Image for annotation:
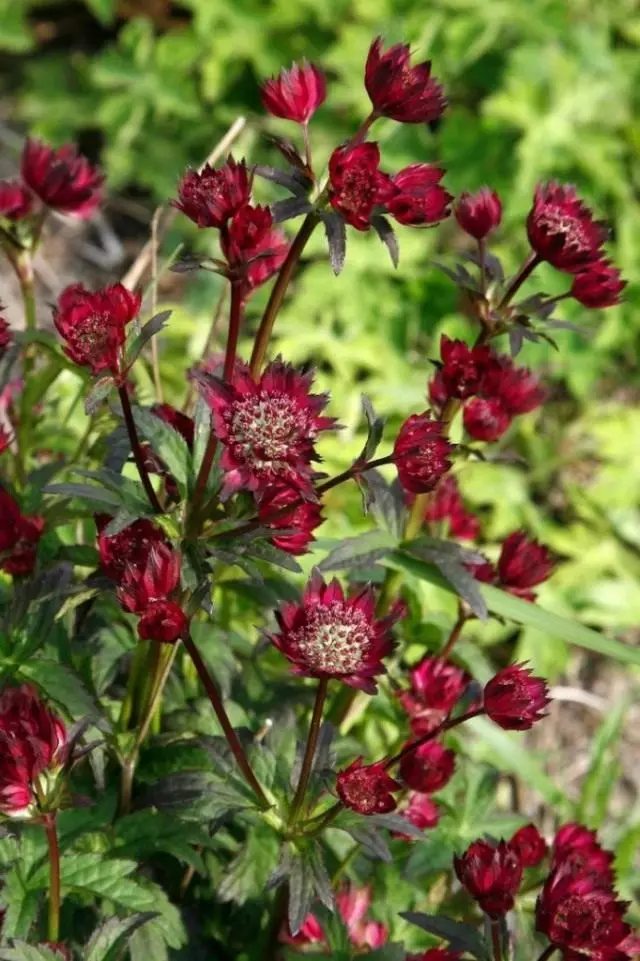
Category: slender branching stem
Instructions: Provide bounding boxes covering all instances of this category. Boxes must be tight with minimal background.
[43,813,61,942]
[498,251,541,308]
[289,678,329,824]
[439,608,468,660]
[117,385,162,513]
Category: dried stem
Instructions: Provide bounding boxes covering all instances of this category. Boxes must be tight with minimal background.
[43,814,61,942]
[289,678,329,824]
[117,385,162,514]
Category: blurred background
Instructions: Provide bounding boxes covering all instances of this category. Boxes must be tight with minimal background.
[2,0,640,873]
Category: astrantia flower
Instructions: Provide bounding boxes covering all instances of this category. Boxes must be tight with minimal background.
[399,656,469,735]
[536,870,630,959]
[53,282,141,378]
[408,951,462,961]
[552,823,615,888]
[0,487,44,576]
[0,317,12,354]
[497,530,555,601]
[387,164,452,226]
[365,37,447,125]
[137,600,188,644]
[480,355,546,416]
[483,664,550,731]
[198,360,336,499]
[403,792,440,831]
[463,397,511,442]
[96,515,166,585]
[527,182,608,273]
[455,188,502,240]
[454,839,523,917]
[220,204,288,295]
[261,60,327,124]
[117,543,181,615]
[510,824,548,868]
[336,887,388,950]
[257,484,323,555]
[426,475,480,541]
[336,758,401,814]
[269,571,401,691]
[0,180,33,221]
[328,142,396,231]
[21,138,103,217]
[243,224,289,295]
[399,740,456,794]
[438,336,493,400]
[173,157,251,229]
[570,259,626,309]
[393,411,452,494]
[0,685,67,819]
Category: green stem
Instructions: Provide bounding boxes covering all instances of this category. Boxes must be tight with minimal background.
[118,640,149,732]
[182,631,270,810]
[249,213,318,380]
[117,385,162,514]
[43,814,61,942]
[289,678,329,824]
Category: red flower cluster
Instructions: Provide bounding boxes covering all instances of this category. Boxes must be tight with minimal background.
[393,411,453,494]
[399,655,469,735]
[403,791,441,832]
[455,188,503,240]
[0,685,67,819]
[199,359,336,499]
[399,739,456,794]
[425,475,480,540]
[365,37,447,125]
[261,60,327,125]
[53,282,141,379]
[20,138,103,217]
[469,529,555,602]
[336,757,401,814]
[510,823,548,868]
[483,663,550,731]
[269,571,401,692]
[570,258,626,309]
[173,157,251,229]
[429,337,546,442]
[0,180,33,222]
[0,487,44,576]
[257,484,323,556]
[454,839,523,917]
[285,885,387,950]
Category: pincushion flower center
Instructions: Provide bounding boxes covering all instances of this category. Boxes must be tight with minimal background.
[538,208,589,251]
[228,392,312,472]
[340,166,377,214]
[75,312,114,354]
[291,602,372,673]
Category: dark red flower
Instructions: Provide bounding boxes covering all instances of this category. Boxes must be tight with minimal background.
[172,157,251,229]
[409,952,462,961]
[552,824,615,888]
[393,411,452,494]
[243,224,289,295]
[0,487,44,576]
[199,359,336,499]
[21,138,103,217]
[96,515,166,585]
[428,369,449,411]
[151,403,195,448]
[336,757,401,814]
[261,60,327,124]
[117,542,181,615]
[483,663,550,731]
[403,792,440,831]
[466,558,497,585]
[137,600,188,644]
[0,180,33,221]
[365,37,447,124]
[438,336,494,400]
[328,142,396,231]
[510,824,548,868]
[53,282,141,378]
[399,656,469,736]
[0,425,11,455]
[570,260,626,309]
[480,356,546,416]
[0,316,12,353]
[554,823,601,858]
[399,740,456,793]
[527,182,608,273]
[257,484,323,555]
[463,397,511,441]
[220,204,288,294]
[497,530,555,601]
[268,571,401,692]
[0,685,67,818]
[426,475,480,541]
[454,839,523,917]
[536,869,630,958]
[455,188,502,240]
[387,164,452,226]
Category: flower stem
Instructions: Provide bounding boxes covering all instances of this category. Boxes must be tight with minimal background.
[289,678,329,825]
[44,814,61,942]
[117,385,162,514]
[535,947,557,961]
[498,251,541,308]
[249,213,318,380]
[384,707,483,769]
[490,917,503,961]
[348,110,379,147]
[182,631,270,810]
[479,238,487,295]
[439,608,468,660]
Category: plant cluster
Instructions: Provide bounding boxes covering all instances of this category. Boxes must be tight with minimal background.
[0,36,635,961]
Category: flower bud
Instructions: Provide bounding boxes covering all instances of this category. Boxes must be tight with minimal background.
[261,60,327,124]
[336,758,401,815]
[399,740,456,794]
[526,181,608,273]
[510,823,548,868]
[365,37,447,125]
[454,839,523,916]
[483,664,550,731]
[454,188,502,240]
[393,411,452,494]
[570,259,626,308]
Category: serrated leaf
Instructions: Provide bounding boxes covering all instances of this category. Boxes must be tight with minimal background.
[371,215,399,268]
[335,814,392,862]
[127,309,172,366]
[253,165,311,196]
[85,376,114,415]
[321,212,346,275]
[143,770,256,821]
[403,541,488,620]
[272,196,313,223]
[19,659,101,720]
[307,844,334,911]
[86,913,158,961]
[362,472,406,537]
[358,394,386,463]
[287,848,315,936]
[217,824,280,904]
[400,912,490,960]
[44,483,123,510]
[318,530,396,573]
[132,406,191,487]
[0,945,62,961]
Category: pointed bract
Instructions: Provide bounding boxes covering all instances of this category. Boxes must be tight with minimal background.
[172,157,251,229]
[455,188,502,240]
[21,138,103,217]
[527,181,608,273]
[261,60,327,124]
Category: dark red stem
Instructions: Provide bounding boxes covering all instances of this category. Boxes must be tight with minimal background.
[490,918,503,961]
[439,609,468,660]
[118,385,162,513]
[499,252,542,308]
[289,678,329,824]
[385,707,484,769]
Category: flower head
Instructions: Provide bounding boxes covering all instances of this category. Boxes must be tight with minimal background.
[483,664,550,731]
[261,60,327,124]
[570,260,626,309]
[510,824,548,868]
[365,37,447,124]
[403,792,440,831]
[0,180,33,221]
[21,138,103,217]
[257,483,323,555]
[399,656,469,735]
[137,600,188,644]
[480,356,546,416]
[497,531,555,601]
[426,475,480,541]
[199,359,336,499]
[399,740,456,794]
[463,397,511,441]
[220,204,288,295]
[117,542,181,615]
[387,164,452,226]
[393,411,452,494]
[336,886,388,950]
[438,336,494,400]
[328,142,396,231]
[527,182,608,273]
[336,757,401,814]
[455,188,502,240]
[269,571,400,691]
[96,515,166,585]
[454,839,523,916]
[53,282,140,378]
[552,823,615,888]
[0,316,13,354]
[243,223,289,295]
[0,685,67,819]
[536,870,630,958]
[173,157,251,229]
[0,487,44,576]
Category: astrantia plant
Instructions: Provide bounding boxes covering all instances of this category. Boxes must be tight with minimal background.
[0,33,635,961]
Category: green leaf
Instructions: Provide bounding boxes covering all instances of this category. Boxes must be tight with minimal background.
[86,913,158,961]
[576,696,628,827]
[400,912,490,960]
[217,823,280,904]
[18,659,101,720]
[85,376,115,415]
[127,309,172,366]
[132,406,191,488]
[0,946,62,961]
[45,483,123,511]
[318,530,397,573]
[114,809,213,869]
